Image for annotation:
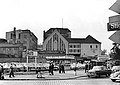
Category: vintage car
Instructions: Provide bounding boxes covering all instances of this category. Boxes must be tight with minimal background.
[110,71,120,82]
[111,66,120,72]
[110,66,120,82]
[70,63,85,70]
[87,66,112,78]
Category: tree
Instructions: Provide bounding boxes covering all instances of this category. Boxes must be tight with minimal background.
[101,49,107,55]
[110,43,120,60]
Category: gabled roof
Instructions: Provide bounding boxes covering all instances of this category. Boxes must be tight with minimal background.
[46,28,71,34]
[66,35,101,44]
[66,38,85,43]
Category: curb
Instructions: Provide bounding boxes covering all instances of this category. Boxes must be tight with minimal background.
[2,75,87,81]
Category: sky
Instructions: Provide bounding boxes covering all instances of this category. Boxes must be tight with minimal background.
[0,0,118,53]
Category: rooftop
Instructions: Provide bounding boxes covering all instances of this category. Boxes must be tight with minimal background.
[66,35,101,44]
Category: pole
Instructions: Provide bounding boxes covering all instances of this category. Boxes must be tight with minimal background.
[35,56,37,70]
[27,54,29,72]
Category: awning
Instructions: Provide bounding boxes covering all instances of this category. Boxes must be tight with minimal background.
[46,56,75,60]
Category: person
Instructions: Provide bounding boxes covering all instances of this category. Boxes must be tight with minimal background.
[85,63,88,73]
[51,63,54,75]
[9,64,15,78]
[49,63,52,75]
[0,65,3,79]
[74,63,77,76]
[1,65,4,79]
[59,63,62,73]
[49,62,54,75]
[61,64,65,73]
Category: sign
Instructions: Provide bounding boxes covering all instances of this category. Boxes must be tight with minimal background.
[109,15,120,23]
[108,15,120,31]
[109,31,120,44]
[109,0,120,14]
[46,56,74,59]
[107,22,120,31]
[27,51,38,56]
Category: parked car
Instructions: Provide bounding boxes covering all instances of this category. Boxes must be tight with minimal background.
[111,66,120,72]
[110,71,120,82]
[87,66,112,78]
[70,63,85,70]
[110,65,120,82]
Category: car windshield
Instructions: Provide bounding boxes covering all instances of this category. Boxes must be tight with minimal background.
[92,66,105,70]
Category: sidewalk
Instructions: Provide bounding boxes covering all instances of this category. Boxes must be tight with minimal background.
[3,70,87,80]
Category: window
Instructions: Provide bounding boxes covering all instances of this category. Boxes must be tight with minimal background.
[24,35,27,39]
[90,45,92,48]
[96,45,98,48]
[77,49,80,52]
[69,45,72,48]
[77,45,80,48]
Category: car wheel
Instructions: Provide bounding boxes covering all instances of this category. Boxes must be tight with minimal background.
[111,79,116,82]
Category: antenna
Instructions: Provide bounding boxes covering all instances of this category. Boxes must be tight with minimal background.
[62,18,63,28]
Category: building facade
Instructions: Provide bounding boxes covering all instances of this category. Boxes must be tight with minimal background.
[6,28,38,50]
[43,28,101,63]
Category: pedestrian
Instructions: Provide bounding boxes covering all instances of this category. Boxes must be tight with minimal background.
[59,63,62,73]
[1,65,4,79]
[74,63,77,76]
[0,65,3,79]
[61,64,65,73]
[9,64,15,78]
[49,63,52,75]
[51,63,54,75]
[85,63,88,73]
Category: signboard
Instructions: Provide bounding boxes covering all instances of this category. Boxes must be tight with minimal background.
[109,31,120,44]
[107,22,120,31]
[27,51,38,56]
[46,56,74,59]
[108,15,120,31]
[109,0,120,14]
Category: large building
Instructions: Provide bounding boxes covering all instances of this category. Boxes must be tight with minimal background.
[6,27,38,50]
[0,38,23,62]
[42,28,101,63]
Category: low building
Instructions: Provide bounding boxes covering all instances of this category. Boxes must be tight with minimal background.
[42,28,101,63]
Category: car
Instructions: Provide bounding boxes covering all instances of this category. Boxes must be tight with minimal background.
[87,66,112,78]
[110,71,120,82]
[70,63,85,70]
[111,66,120,72]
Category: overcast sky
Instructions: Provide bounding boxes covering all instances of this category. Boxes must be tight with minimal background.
[0,0,118,53]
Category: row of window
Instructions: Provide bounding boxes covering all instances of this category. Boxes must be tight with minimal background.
[69,45,98,49]
[90,45,98,48]
[10,33,27,39]
[69,49,80,53]
[69,45,81,48]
